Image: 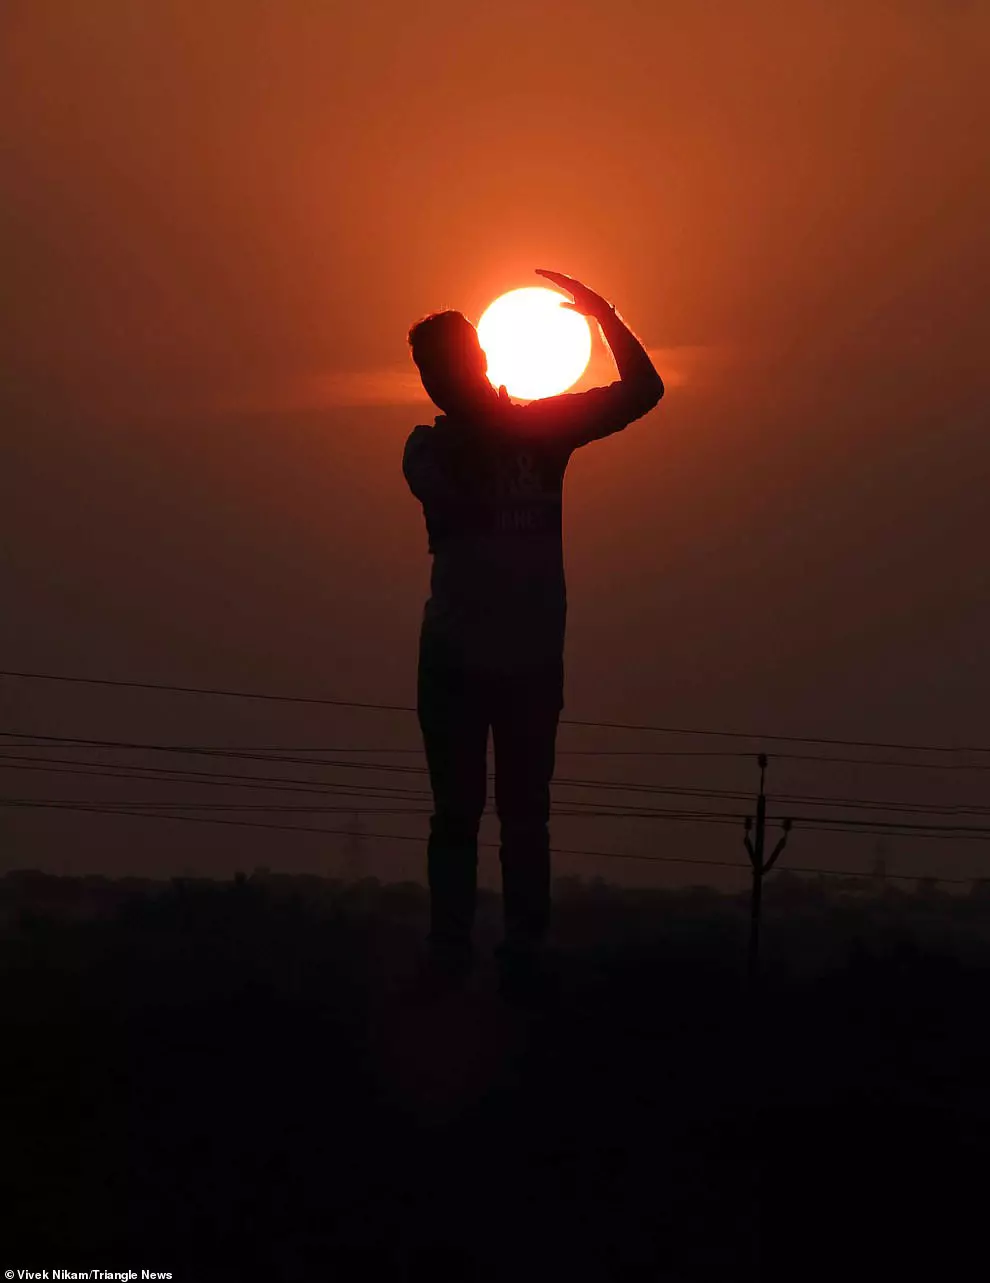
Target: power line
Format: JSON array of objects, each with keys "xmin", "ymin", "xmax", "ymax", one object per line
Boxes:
[
  {"xmin": 756, "ymin": 858, "xmax": 971, "ymax": 885},
  {"xmin": 0, "ymin": 733, "xmax": 436, "ymax": 778},
  {"xmin": 9, "ymin": 743, "xmax": 742, "ymax": 808},
  {"xmin": 777, "ymin": 813, "xmax": 990, "ymax": 837},
  {"xmin": 0, "ymin": 762, "xmax": 765, "ymax": 823},
  {"xmin": 10, "ymin": 759, "xmax": 990, "ymax": 836},
  {"xmin": 5, "ymin": 800, "xmax": 434, "ymax": 815},
  {"xmin": 5, "ymin": 746, "xmax": 990, "ymax": 822},
  {"xmin": 777, "ymin": 822, "xmax": 988, "ymax": 851},
  {"xmin": 0, "ymin": 739, "xmax": 938, "ymax": 807},
  {"xmin": 10, "ymin": 739, "xmax": 726, "ymax": 755},
  {"xmin": 768, "ymin": 789, "xmax": 990, "ymax": 819},
  {"xmin": 4, "ymin": 669, "xmax": 990, "ymax": 756},
  {"xmin": 0, "ymin": 795, "xmax": 748, "ymax": 824},
  {"xmin": 567, "ymin": 807, "xmax": 990, "ymax": 840},
  {"xmin": 0, "ymin": 754, "xmax": 770, "ymax": 818},
  {"xmin": 0, "ymin": 754, "xmax": 432, "ymax": 800},
  {"xmin": 15, "ymin": 751, "xmax": 990, "ymax": 827},
  {"xmin": 8, "ymin": 730, "xmax": 990, "ymax": 774},
  {"xmin": 0, "ymin": 796, "xmax": 978, "ymax": 879},
  {"xmin": 0, "ymin": 796, "xmax": 750, "ymax": 870},
  {"xmin": 0, "ymin": 752, "xmax": 755, "ymax": 807},
  {"xmin": 2, "ymin": 736, "xmax": 756, "ymax": 758},
  {"xmin": 0, "ymin": 738, "xmax": 814, "ymax": 805},
  {"xmin": 0, "ymin": 669, "xmax": 419, "ymax": 716}
]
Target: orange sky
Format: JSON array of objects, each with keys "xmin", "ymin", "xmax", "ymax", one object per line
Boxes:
[{"xmin": 2, "ymin": 1, "xmax": 989, "ymax": 883}]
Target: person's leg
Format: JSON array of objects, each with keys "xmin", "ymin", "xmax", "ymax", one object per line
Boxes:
[
  {"xmin": 490, "ymin": 657, "xmax": 564, "ymax": 956},
  {"xmin": 417, "ymin": 649, "xmax": 490, "ymax": 958}
]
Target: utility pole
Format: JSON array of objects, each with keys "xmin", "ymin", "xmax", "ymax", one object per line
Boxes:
[{"xmin": 743, "ymin": 754, "xmax": 793, "ymax": 985}]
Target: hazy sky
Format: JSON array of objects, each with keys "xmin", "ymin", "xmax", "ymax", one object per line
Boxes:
[{"xmin": 3, "ymin": 1, "xmax": 989, "ymax": 885}]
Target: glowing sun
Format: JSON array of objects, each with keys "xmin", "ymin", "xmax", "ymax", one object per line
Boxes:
[{"xmin": 477, "ymin": 287, "xmax": 592, "ymax": 400}]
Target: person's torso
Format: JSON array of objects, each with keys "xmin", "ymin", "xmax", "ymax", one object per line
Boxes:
[{"xmin": 416, "ymin": 412, "xmax": 572, "ymax": 671}]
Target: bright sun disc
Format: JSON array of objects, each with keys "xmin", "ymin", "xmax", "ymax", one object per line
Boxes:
[{"xmin": 477, "ymin": 287, "xmax": 592, "ymax": 400}]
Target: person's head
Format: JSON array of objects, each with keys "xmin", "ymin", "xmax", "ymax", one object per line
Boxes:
[{"xmin": 407, "ymin": 310, "xmax": 497, "ymax": 417}]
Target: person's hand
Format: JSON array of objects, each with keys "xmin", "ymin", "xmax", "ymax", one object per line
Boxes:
[{"xmin": 535, "ymin": 269, "xmax": 612, "ymax": 321}]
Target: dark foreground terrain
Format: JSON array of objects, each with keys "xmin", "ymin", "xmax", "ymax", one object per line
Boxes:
[{"xmin": 3, "ymin": 869, "xmax": 989, "ymax": 1281}]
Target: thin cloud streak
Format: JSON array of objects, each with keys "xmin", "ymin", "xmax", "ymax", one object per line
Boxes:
[{"xmin": 279, "ymin": 345, "xmax": 729, "ymax": 412}]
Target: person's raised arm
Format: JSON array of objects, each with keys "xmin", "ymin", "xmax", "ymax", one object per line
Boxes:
[
  {"xmin": 542, "ymin": 269, "xmax": 663, "ymax": 405},
  {"xmin": 511, "ymin": 269, "xmax": 664, "ymax": 449}
]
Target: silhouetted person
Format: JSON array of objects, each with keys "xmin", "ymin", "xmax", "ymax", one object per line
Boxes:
[{"xmin": 404, "ymin": 269, "xmax": 663, "ymax": 998}]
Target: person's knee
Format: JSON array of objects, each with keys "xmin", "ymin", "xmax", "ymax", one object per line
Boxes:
[
  {"xmin": 497, "ymin": 811, "xmax": 550, "ymax": 836},
  {"xmin": 431, "ymin": 810, "xmax": 483, "ymax": 842}
]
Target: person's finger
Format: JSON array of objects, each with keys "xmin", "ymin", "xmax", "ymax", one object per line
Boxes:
[{"xmin": 538, "ymin": 272, "xmax": 578, "ymax": 305}]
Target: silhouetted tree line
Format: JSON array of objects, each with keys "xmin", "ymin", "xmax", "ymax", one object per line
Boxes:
[{"xmin": 2, "ymin": 866, "xmax": 987, "ymax": 1280}]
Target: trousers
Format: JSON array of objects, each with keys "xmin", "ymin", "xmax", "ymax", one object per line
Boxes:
[{"xmin": 416, "ymin": 642, "xmax": 565, "ymax": 954}]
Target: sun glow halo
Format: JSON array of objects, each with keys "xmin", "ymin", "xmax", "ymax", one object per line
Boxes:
[{"xmin": 477, "ymin": 287, "xmax": 592, "ymax": 400}]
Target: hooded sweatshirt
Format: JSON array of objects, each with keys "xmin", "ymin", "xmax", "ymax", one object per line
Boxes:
[{"xmin": 403, "ymin": 309, "xmax": 664, "ymax": 674}]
